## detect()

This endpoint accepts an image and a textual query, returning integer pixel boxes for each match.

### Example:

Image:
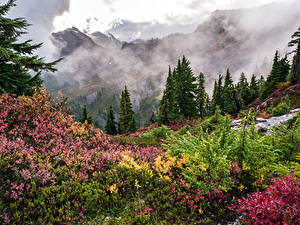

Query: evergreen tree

[105,106,117,135]
[149,111,156,124]
[249,75,259,96]
[174,56,198,118]
[79,105,93,124]
[212,75,223,113]
[127,115,137,133]
[157,67,178,124]
[204,95,212,117]
[118,86,136,134]
[258,75,265,92]
[223,69,237,114]
[260,51,289,99]
[288,27,300,84]
[211,80,218,113]
[237,72,251,108]
[276,56,290,83]
[0,0,60,96]
[195,72,208,119]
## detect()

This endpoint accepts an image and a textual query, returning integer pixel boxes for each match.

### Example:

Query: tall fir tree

[249,74,259,102]
[157,67,178,124]
[258,75,265,92]
[149,111,156,124]
[260,51,289,99]
[79,105,93,124]
[174,56,198,118]
[212,75,223,113]
[211,80,218,113]
[105,106,117,135]
[288,27,300,84]
[195,72,208,119]
[127,116,137,133]
[118,86,137,134]
[0,0,60,96]
[237,72,251,108]
[276,55,290,83]
[223,69,237,114]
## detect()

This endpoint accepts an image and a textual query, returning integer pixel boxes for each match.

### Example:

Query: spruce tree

[249,74,259,102]
[0,0,60,96]
[212,75,224,113]
[157,67,178,124]
[79,105,93,124]
[223,69,237,114]
[276,56,290,83]
[288,27,300,84]
[212,80,218,113]
[260,51,290,99]
[127,116,137,133]
[260,51,279,99]
[105,106,117,135]
[149,111,156,124]
[118,86,136,134]
[195,72,208,119]
[237,72,251,108]
[258,75,265,92]
[174,56,198,118]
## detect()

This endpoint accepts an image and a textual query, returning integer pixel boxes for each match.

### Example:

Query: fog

[8,0,70,60]
[6,0,300,99]
[46,0,300,97]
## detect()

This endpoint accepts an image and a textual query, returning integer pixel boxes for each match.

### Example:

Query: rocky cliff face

[45,0,300,127]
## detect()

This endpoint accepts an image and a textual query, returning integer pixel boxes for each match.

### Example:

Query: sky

[53,0,287,34]
[5,0,290,57]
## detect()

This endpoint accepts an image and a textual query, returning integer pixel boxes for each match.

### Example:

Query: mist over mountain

[105,19,198,42]
[45,0,300,127]
[8,0,70,59]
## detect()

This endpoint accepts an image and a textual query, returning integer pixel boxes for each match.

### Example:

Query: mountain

[52,27,97,57]
[45,0,300,128]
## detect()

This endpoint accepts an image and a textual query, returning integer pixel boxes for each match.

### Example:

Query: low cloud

[8,0,70,59]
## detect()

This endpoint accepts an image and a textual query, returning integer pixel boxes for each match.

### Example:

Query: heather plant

[235,174,300,225]
[0,90,299,224]
[0,90,166,224]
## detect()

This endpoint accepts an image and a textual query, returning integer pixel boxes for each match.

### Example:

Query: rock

[261,101,268,108]
[256,118,267,122]
[290,108,300,113]
[231,119,242,127]
[255,123,268,132]
[231,112,298,133]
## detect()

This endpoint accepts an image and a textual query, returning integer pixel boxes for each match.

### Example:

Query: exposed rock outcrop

[230,109,299,133]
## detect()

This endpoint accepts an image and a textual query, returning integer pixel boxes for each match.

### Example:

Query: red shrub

[235,174,300,225]
[258,111,270,119]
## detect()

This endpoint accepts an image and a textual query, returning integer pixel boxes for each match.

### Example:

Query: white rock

[256,118,267,122]
[290,108,300,113]
[231,119,242,127]
[255,123,268,132]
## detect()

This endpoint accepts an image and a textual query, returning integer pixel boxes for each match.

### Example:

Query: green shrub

[268,96,291,117]
[139,125,173,140]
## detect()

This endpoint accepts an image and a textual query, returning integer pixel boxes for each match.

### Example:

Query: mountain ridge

[46,0,300,127]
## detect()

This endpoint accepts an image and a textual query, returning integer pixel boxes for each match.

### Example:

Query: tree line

[156,37,300,125]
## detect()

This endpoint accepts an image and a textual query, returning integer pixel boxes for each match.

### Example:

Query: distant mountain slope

[45,0,300,127]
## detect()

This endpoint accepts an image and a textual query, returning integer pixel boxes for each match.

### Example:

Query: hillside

[0,91,299,224]
[45,0,300,127]
[1,0,300,224]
